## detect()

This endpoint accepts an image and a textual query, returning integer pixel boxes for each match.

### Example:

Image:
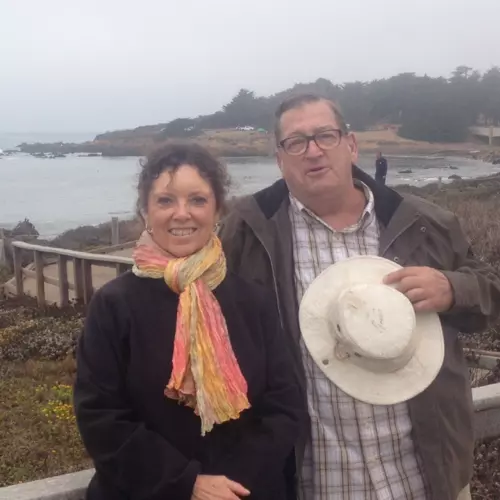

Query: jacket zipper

[252,232,285,330]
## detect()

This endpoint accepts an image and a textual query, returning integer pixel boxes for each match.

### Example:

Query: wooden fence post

[111,217,119,246]
[0,229,7,268]
[58,255,69,307]
[82,260,93,305]
[34,250,46,307]
[73,258,84,303]
[13,244,24,296]
[116,262,130,277]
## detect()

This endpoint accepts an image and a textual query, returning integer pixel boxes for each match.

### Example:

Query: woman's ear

[139,208,147,225]
[140,209,153,234]
[214,214,220,233]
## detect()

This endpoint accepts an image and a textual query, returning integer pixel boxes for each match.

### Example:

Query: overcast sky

[1,0,499,134]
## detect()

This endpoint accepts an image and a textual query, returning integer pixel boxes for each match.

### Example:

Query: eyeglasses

[279,129,343,156]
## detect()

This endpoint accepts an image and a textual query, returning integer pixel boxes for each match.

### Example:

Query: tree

[159,66,497,142]
[338,82,370,131]
[222,89,267,127]
[158,118,198,139]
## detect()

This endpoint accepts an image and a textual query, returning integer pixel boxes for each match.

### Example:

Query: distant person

[375,151,388,184]
[219,93,500,500]
[74,143,304,500]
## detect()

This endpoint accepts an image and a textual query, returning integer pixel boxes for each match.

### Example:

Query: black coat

[74,271,305,500]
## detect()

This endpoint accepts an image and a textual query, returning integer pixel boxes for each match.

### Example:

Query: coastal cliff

[18,128,273,158]
[17,126,497,160]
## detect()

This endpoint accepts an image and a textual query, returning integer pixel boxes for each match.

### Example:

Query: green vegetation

[201,66,500,142]
[0,298,90,487]
[93,66,500,144]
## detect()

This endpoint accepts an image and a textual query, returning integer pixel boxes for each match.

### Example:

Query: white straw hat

[299,255,444,405]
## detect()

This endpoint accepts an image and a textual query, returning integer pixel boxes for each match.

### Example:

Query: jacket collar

[237,164,424,262]
[252,165,403,227]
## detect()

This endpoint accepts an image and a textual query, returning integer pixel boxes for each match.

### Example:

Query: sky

[1,0,499,134]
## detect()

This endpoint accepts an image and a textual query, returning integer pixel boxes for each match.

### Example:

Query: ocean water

[1,143,497,238]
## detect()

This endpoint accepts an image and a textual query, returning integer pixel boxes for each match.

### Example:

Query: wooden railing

[10,240,133,307]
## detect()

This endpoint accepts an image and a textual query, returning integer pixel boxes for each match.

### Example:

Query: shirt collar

[289,180,375,232]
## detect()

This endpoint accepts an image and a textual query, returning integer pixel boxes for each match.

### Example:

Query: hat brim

[299,255,444,406]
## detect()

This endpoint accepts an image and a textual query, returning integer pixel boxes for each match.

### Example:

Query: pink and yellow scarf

[132,231,250,435]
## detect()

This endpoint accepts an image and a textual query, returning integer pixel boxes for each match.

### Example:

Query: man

[219,94,500,500]
[375,151,388,184]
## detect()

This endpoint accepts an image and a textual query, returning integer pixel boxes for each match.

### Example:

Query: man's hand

[383,266,454,313]
[191,475,250,500]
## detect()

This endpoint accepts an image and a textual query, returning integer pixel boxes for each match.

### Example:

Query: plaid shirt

[290,182,428,500]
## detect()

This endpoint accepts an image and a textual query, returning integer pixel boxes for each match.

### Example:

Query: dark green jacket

[219,166,500,500]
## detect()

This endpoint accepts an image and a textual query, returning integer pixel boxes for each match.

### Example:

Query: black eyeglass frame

[278,128,345,155]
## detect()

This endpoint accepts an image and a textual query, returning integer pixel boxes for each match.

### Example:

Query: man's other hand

[384,266,453,313]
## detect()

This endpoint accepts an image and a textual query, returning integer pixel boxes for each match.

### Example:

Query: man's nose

[305,139,324,158]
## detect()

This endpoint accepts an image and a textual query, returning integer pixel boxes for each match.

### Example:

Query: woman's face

[145,164,218,258]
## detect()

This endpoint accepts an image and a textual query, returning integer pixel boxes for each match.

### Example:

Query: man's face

[276,101,358,203]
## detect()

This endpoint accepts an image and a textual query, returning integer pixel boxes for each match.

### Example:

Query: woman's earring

[213,222,221,233]
[146,224,153,234]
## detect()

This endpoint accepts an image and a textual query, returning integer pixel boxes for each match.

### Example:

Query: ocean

[1,133,497,239]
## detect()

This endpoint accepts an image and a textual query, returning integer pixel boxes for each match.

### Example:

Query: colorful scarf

[132,231,250,435]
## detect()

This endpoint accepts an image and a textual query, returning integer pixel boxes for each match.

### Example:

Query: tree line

[161,66,500,143]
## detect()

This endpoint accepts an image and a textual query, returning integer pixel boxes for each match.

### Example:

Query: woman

[74,143,304,500]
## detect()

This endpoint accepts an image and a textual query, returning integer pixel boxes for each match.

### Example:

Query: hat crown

[332,283,416,373]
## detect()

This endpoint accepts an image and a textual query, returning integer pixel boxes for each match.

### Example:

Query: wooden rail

[11,240,133,307]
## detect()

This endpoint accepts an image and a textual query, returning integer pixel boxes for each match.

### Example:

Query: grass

[0,175,499,496]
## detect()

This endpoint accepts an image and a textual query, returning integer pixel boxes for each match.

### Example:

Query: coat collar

[236,165,424,262]
[252,165,404,228]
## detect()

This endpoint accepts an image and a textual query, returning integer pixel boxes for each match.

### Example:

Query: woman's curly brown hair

[136,143,231,221]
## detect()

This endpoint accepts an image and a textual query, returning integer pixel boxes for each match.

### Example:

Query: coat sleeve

[73,288,200,500]
[206,292,306,496]
[441,214,500,333]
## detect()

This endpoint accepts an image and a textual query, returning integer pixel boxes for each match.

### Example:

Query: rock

[11,218,39,238]
[449,174,462,180]
[482,151,500,164]
[398,169,413,174]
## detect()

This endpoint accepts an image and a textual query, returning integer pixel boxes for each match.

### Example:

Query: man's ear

[276,150,284,173]
[346,133,358,163]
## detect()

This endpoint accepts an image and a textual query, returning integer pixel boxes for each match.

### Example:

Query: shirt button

[393,256,400,263]
[420,226,427,233]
